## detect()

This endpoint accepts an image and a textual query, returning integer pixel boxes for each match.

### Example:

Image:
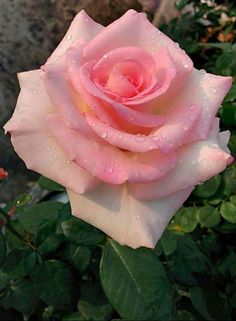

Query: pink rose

[5,10,233,248]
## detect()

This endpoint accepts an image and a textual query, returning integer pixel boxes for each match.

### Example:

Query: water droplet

[103,54,108,59]
[118,134,122,139]
[182,125,188,131]
[211,87,217,93]
[100,132,107,138]
[136,215,140,219]
[67,34,72,40]
[105,167,113,174]
[173,42,179,48]
[200,159,208,169]
[53,55,59,61]
[135,134,145,142]
[91,123,96,127]
[46,146,50,151]
[66,160,71,164]
[33,89,38,94]
[184,63,189,69]
[200,69,206,75]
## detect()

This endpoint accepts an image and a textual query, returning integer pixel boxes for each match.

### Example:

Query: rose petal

[173,69,232,142]
[4,70,99,193]
[68,183,193,249]
[86,113,159,152]
[78,61,167,128]
[47,10,104,65]
[47,113,177,184]
[131,118,233,200]
[41,63,100,140]
[151,103,201,153]
[84,10,193,96]
[66,48,120,128]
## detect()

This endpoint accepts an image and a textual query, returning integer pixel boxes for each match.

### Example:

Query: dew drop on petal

[105,166,113,174]
[67,34,72,40]
[100,132,107,138]
[135,134,145,142]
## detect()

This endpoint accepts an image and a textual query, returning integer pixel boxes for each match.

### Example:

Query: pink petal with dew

[4,70,99,193]
[68,184,193,249]
[84,10,193,99]
[131,118,233,200]
[47,113,176,184]
[66,48,120,128]
[46,10,104,65]
[173,68,232,142]
[41,63,100,140]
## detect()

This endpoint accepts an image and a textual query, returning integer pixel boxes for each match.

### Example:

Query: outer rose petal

[4,70,99,193]
[131,118,233,200]
[68,184,193,249]
[46,10,104,65]
[172,69,232,142]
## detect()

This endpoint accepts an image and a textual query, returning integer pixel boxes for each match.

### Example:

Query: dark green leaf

[193,175,221,198]
[38,176,65,191]
[63,312,83,321]
[0,271,10,290]
[197,205,221,228]
[223,165,236,195]
[100,239,173,320]
[176,310,196,320]
[0,232,6,266]
[1,279,38,314]
[172,235,210,285]
[61,217,105,246]
[218,252,236,276]
[5,221,26,249]
[60,243,91,273]
[19,201,63,234]
[2,248,33,279]
[220,201,236,223]
[159,230,177,256]
[169,207,198,233]
[33,259,76,308]
[190,287,212,320]
[56,202,72,233]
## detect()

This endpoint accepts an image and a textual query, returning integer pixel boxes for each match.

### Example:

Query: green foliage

[1,1,236,320]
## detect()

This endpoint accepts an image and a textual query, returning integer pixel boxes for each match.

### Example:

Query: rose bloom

[5,10,233,248]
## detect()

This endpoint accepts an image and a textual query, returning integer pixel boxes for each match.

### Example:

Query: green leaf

[0,232,6,266]
[19,201,63,234]
[0,271,10,290]
[2,248,33,279]
[169,207,198,233]
[100,239,173,320]
[5,221,26,249]
[1,279,38,314]
[159,230,177,256]
[217,252,236,276]
[63,312,83,321]
[220,201,236,223]
[224,83,236,103]
[219,103,236,126]
[171,235,210,285]
[193,175,221,198]
[38,233,65,256]
[222,165,236,195]
[61,217,105,246]
[56,202,72,233]
[190,287,212,320]
[197,205,221,228]
[33,259,76,308]
[38,176,65,191]
[77,280,113,320]
[60,243,91,273]
[176,310,196,320]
